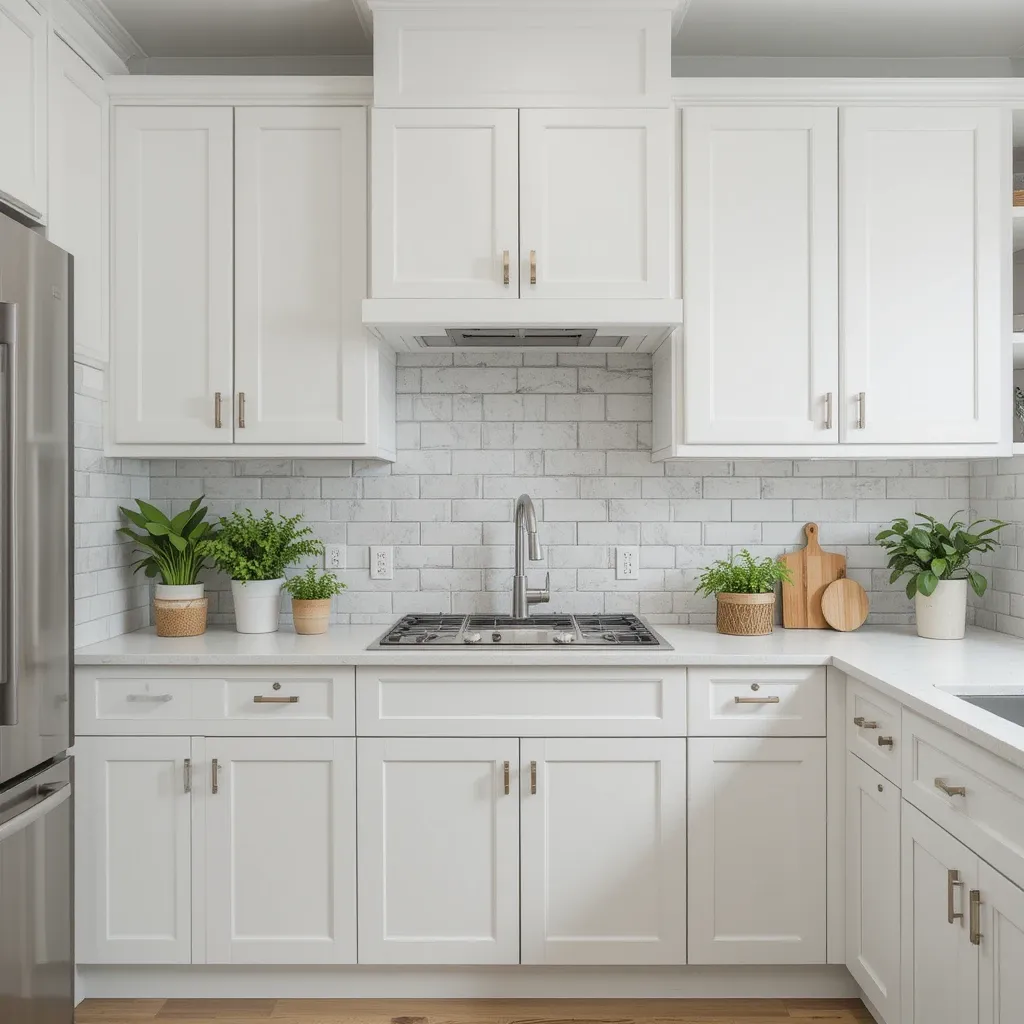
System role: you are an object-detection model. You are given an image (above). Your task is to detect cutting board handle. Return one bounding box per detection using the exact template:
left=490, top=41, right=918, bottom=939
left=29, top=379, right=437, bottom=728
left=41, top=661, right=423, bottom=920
left=804, top=522, right=821, bottom=552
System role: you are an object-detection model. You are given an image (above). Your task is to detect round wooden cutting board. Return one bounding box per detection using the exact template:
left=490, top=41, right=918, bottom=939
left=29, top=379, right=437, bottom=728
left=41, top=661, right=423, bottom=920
left=820, top=578, right=869, bottom=632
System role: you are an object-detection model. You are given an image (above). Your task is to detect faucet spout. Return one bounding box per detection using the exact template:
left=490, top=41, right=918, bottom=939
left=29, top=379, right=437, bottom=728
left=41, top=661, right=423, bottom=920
left=512, top=494, right=550, bottom=617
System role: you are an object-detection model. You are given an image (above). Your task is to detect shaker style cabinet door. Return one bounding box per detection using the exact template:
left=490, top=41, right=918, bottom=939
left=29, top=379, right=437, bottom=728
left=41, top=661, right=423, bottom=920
left=370, top=108, right=518, bottom=299
left=200, top=737, right=356, bottom=964
left=48, top=38, right=107, bottom=364
left=901, top=802, right=979, bottom=1024
left=846, top=753, right=902, bottom=1024
left=687, top=736, right=827, bottom=964
left=74, top=736, right=193, bottom=965
left=0, top=0, right=47, bottom=220
left=841, top=106, right=1006, bottom=445
left=234, top=107, right=369, bottom=445
left=111, top=106, right=234, bottom=445
left=681, top=106, right=839, bottom=445
left=520, top=738, right=687, bottom=965
left=978, top=862, right=1024, bottom=1024
left=518, top=109, right=672, bottom=299
left=357, top=737, right=520, bottom=964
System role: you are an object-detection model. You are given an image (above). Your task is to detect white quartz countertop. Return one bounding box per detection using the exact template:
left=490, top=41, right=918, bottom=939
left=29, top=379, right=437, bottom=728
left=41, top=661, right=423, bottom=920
left=75, top=623, right=1024, bottom=769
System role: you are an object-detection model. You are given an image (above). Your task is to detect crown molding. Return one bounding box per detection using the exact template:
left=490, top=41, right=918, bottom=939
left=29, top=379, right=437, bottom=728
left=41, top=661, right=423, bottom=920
left=352, top=0, right=374, bottom=43
left=105, top=75, right=374, bottom=105
left=64, top=0, right=146, bottom=65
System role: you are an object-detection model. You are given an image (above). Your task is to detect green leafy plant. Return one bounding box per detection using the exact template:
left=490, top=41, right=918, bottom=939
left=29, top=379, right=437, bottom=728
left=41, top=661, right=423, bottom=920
left=695, top=550, right=793, bottom=597
left=283, top=566, right=345, bottom=601
left=118, top=496, right=214, bottom=586
left=875, top=511, right=1006, bottom=600
left=202, top=509, right=323, bottom=582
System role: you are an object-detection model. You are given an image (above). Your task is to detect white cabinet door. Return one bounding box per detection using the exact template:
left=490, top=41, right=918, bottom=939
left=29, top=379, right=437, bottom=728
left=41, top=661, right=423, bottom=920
left=688, top=737, right=827, bottom=964
left=681, top=107, right=839, bottom=445
left=518, top=109, right=672, bottom=299
left=978, top=862, right=1024, bottom=1024
left=370, top=108, right=519, bottom=298
left=846, top=753, right=901, bottom=1024
left=201, top=737, right=356, bottom=964
left=357, top=737, right=519, bottom=964
left=841, top=107, right=1005, bottom=445
left=74, top=736, right=192, bottom=964
left=520, top=738, right=686, bottom=965
left=901, top=802, right=979, bottom=1024
left=48, top=38, right=107, bottom=363
left=234, top=107, right=370, bottom=445
left=0, top=0, right=47, bottom=219
left=111, top=106, right=234, bottom=445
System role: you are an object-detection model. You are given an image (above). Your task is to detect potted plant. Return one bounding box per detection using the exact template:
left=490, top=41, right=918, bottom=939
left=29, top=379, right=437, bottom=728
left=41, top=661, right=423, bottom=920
left=696, top=549, right=794, bottom=636
left=202, top=509, right=324, bottom=634
left=118, top=496, right=215, bottom=637
left=876, top=511, right=1006, bottom=640
left=283, top=567, right=345, bottom=635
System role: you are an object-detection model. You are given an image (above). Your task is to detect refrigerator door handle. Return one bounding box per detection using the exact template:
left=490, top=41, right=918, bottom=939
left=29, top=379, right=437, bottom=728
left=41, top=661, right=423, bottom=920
left=0, top=307, right=13, bottom=726
left=0, top=783, right=70, bottom=844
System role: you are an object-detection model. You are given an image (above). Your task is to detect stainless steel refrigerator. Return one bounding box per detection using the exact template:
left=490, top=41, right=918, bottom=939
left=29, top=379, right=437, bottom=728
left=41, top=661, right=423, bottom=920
left=0, top=210, right=73, bottom=1024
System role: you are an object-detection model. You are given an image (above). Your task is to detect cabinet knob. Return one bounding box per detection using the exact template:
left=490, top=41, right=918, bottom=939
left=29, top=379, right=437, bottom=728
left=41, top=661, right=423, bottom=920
left=878, top=735, right=894, bottom=748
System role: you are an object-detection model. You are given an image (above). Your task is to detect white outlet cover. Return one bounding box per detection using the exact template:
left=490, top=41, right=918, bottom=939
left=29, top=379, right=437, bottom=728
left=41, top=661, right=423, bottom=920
left=370, top=546, right=394, bottom=581
left=325, top=544, right=345, bottom=570
left=616, top=546, right=640, bottom=581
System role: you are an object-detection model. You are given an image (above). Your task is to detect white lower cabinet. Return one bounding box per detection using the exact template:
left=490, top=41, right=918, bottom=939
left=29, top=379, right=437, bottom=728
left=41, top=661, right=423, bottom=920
left=520, top=738, right=687, bottom=965
left=356, top=737, right=520, bottom=965
left=846, top=752, right=901, bottom=1024
left=200, top=737, right=356, bottom=964
left=978, top=861, right=1024, bottom=1024
left=687, top=736, right=827, bottom=964
left=75, top=736, right=193, bottom=964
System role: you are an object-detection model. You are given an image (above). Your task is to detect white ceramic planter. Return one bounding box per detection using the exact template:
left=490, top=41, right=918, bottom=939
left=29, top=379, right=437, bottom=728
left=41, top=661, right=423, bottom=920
left=154, top=583, right=204, bottom=601
left=915, top=578, right=968, bottom=640
left=231, top=578, right=285, bottom=634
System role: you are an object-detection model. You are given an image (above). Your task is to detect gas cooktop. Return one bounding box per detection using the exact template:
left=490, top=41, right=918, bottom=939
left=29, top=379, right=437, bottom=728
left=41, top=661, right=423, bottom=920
left=370, top=613, right=671, bottom=648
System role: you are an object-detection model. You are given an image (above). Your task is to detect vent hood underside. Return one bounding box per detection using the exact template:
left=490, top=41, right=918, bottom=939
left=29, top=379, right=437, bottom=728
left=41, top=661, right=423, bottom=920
left=362, top=298, right=684, bottom=353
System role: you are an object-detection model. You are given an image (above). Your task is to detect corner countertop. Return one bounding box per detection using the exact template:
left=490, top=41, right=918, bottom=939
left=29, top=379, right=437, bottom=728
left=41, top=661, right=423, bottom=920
left=75, top=623, right=1024, bottom=770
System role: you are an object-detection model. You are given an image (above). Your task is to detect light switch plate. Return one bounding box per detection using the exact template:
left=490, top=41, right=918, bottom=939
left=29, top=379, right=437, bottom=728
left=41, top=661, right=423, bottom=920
left=616, top=546, right=640, bottom=580
left=370, top=546, right=394, bottom=580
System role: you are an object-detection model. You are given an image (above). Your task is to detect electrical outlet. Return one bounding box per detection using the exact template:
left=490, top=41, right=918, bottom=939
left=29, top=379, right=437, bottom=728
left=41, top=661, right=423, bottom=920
left=325, top=544, right=345, bottom=571
left=616, top=546, right=640, bottom=581
left=370, top=546, right=394, bottom=581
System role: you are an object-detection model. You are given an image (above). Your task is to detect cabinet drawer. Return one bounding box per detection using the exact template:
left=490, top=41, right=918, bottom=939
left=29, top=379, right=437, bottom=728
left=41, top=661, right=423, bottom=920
left=78, top=674, right=195, bottom=728
left=687, top=666, right=826, bottom=736
left=356, top=665, right=686, bottom=736
left=846, top=678, right=902, bottom=786
left=903, top=710, right=1024, bottom=890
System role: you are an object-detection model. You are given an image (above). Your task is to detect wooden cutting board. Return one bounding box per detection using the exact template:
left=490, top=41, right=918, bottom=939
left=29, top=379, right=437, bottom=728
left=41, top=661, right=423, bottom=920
left=821, top=577, right=869, bottom=632
left=780, top=523, right=847, bottom=629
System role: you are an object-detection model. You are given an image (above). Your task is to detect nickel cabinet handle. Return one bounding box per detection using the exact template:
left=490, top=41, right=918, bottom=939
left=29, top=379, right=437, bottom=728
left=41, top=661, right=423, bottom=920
left=502, top=249, right=510, bottom=287
left=215, top=392, right=223, bottom=428
left=126, top=693, right=173, bottom=703
left=734, top=695, right=781, bottom=704
left=238, top=392, right=246, bottom=429
left=857, top=391, right=866, bottom=429
left=253, top=695, right=299, bottom=704
left=825, top=392, right=833, bottom=430
left=529, top=250, right=537, bottom=286
left=184, top=758, right=191, bottom=794
left=211, top=758, right=219, bottom=794
left=503, top=761, right=510, bottom=795
left=530, top=760, right=537, bottom=795
left=853, top=716, right=879, bottom=729
left=970, top=889, right=982, bottom=945
left=878, top=736, right=894, bottom=748
left=948, top=868, right=964, bottom=924
left=935, top=777, right=967, bottom=798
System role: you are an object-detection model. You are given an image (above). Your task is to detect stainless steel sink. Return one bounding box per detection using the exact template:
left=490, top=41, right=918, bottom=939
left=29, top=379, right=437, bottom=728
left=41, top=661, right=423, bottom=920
left=956, top=694, right=1024, bottom=729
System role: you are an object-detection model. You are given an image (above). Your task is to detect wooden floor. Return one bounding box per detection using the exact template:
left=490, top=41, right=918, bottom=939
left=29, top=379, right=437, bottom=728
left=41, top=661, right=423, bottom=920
left=75, top=998, right=873, bottom=1023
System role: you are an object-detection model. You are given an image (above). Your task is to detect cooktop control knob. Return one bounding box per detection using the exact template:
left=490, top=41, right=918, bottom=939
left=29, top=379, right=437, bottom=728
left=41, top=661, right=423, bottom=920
left=463, top=632, right=482, bottom=644
left=492, top=632, right=502, bottom=642
left=553, top=632, right=576, bottom=644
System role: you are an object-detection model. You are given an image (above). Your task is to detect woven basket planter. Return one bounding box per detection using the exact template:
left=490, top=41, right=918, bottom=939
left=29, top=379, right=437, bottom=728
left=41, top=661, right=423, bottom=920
left=716, top=592, right=776, bottom=636
left=153, top=583, right=208, bottom=638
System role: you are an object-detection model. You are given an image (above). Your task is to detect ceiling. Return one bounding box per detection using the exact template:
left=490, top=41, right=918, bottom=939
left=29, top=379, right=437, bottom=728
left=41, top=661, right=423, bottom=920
left=98, top=0, right=1024, bottom=62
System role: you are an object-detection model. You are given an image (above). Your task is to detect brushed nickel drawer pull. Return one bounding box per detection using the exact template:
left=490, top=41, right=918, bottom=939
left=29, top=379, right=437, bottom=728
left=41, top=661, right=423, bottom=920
left=825, top=391, right=833, bottom=430
left=529, top=249, right=537, bottom=286
left=853, top=716, right=879, bottom=729
left=184, top=758, right=191, bottom=794
left=126, top=693, right=173, bottom=703
left=503, top=761, right=510, bottom=795
left=948, top=868, right=964, bottom=923
left=215, top=391, right=223, bottom=428
left=530, top=760, right=537, bottom=795
left=935, top=777, right=967, bottom=798
left=238, top=392, right=246, bottom=428
left=734, top=695, right=781, bottom=704
left=970, top=889, right=982, bottom=945
left=253, top=695, right=299, bottom=704
left=857, top=391, right=866, bottom=429
left=877, top=736, right=894, bottom=748
left=211, top=758, right=219, bottom=794
left=502, top=249, right=510, bottom=286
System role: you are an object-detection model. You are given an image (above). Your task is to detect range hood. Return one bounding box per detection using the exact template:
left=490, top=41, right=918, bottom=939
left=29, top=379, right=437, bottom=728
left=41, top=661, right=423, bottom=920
left=361, top=298, right=684, bottom=353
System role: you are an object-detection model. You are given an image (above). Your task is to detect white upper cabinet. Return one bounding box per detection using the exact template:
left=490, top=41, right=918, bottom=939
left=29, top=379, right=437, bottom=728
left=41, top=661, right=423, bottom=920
left=841, top=107, right=1005, bottom=445
left=520, top=738, right=687, bottom=966
left=234, top=107, right=369, bottom=445
left=48, top=37, right=107, bottom=364
left=202, top=737, right=356, bottom=965
left=371, top=108, right=519, bottom=299
left=0, top=0, right=47, bottom=220
left=681, top=107, right=839, bottom=445
left=519, top=109, right=672, bottom=299
left=111, top=106, right=234, bottom=445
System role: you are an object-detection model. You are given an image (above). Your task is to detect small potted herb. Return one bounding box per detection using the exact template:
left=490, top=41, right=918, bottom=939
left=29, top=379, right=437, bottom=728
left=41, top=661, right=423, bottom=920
left=696, top=550, right=793, bottom=636
left=118, top=496, right=215, bottom=637
left=876, top=512, right=1006, bottom=640
left=283, top=567, right=345, bottom=635
left=202, top=509, right=324, bottom=634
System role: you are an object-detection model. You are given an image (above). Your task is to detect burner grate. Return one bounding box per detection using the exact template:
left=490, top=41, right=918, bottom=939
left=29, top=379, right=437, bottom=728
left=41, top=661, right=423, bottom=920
left=376, top=614, right=466, bottom=644
left=575, top=614, right=661, bottom=645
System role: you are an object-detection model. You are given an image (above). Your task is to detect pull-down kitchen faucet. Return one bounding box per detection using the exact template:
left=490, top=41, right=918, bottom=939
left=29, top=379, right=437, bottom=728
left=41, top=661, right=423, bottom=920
left=512, top=493, right=550, bottom=618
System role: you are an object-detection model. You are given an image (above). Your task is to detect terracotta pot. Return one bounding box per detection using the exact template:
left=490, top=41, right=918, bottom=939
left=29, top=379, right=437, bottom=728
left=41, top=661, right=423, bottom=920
left=716, top=592, right=776, bottom=636
left=292, top=598, right=331, bottom=635
left=153, top=583, right=208, bottom=638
